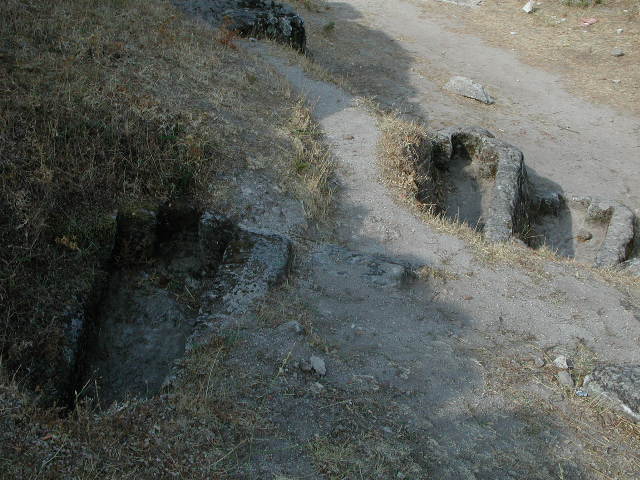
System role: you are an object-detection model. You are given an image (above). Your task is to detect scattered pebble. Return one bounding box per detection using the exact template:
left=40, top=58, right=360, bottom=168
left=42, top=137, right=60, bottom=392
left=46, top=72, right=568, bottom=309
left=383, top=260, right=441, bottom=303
left=553, top=355, right=571, bottom=370
left=310, top=355, right=327, bottom=376
left=522, top=1, right=535, bottom=13
left=611, top=48, right=625, bottom=57
left=557, top=370, right=574, bottom=388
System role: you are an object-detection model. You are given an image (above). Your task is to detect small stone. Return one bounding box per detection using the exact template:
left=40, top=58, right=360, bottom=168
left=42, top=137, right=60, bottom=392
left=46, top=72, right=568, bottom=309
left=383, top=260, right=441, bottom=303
left=553, top=355, right=571, bottom=370
left=300, top=359, right=312, bottom=372
left=310, top=382, right=324, bottom=394
left=576, top=229, right=593, bottom=242
left=611, top=48, right=625, bottom=57
left=310, top=355, right=326, bottom=376
left=522, top=0, right=535, bottom=13
left=533, top=355, right=545, bottom=368
left=444, top=76, right=495, bottom=105
left=557, top=370, right=575, bottom=387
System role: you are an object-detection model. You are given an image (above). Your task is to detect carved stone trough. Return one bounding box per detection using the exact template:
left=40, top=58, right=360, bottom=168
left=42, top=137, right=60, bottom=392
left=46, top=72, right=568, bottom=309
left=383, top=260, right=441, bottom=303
left=403, top=125, right=635, bottom=267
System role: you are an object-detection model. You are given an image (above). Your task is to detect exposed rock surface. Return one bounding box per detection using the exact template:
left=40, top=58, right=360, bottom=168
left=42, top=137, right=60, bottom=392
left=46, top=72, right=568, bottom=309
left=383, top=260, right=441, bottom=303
left=396, top=124, right=636, bottom=263
left=185, top=219, right=292, bottom=352
left=621, top=258, right=640, bottom=277
left=591, top=199, right=635, bottom=267
left=557, top=370, right=574, bottom=387
left=174, top=0, right=306, bottom=51
left=584, top=364, right=640, bottom=422
left=444, top=76, right=495, bottom=104
left=553, top=355, right=571, bottom=370
left=309, top=355, right=326, bottom=376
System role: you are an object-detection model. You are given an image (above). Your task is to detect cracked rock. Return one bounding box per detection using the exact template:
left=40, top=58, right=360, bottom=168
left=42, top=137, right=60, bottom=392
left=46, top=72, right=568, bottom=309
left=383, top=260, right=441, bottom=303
left=583, top=364, right=640, bottom=422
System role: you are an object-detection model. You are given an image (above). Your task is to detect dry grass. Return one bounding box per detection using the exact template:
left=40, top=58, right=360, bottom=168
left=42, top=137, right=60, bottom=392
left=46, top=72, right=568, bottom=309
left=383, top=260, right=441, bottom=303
left=287, top=98, right=336, bottom=225
left=417, top=0, right=640, bottom=115
left=0, top=0, right=336, bottom=399
left=474, top=341, right=640, bottom=479
left=0, top=336, right=269, bottom=479
left=0, top=0, right=340, bottom=474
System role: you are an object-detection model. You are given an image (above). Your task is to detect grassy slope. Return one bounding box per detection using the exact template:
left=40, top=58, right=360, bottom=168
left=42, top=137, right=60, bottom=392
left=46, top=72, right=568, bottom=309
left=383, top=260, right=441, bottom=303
left=0, top=0, right=331, bottom=398
left=0, top=0, right=332, bottom=476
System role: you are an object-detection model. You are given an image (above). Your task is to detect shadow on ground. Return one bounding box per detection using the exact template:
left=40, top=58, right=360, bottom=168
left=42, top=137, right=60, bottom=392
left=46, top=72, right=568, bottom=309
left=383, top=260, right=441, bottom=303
left=161, top=1, right=612, bottom=478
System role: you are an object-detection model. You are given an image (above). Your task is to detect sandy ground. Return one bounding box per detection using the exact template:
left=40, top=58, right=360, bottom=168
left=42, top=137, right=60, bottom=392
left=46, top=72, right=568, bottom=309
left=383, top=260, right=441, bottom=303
left=292, top=0, right=640, bottom=215
left=235, top=34, right=640, bottom=475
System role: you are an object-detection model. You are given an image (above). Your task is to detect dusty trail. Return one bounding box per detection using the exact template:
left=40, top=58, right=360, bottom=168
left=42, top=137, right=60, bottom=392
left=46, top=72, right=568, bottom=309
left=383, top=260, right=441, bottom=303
left=175, top=2, right=640, bottom=476
left=257, top=44, right=639, bottom=365
left=301, top=0, right=640, bottom=213
left=243, top=40, right=640, bottom=476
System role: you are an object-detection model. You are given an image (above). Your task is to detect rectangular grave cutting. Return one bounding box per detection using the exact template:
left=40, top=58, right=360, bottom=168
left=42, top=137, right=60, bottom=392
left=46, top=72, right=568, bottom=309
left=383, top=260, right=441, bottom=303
left=411, top=126, right=532, bottom=243
left=71, top=207, right=290, bottom=409
left=530, top=193, right=635, bottom=267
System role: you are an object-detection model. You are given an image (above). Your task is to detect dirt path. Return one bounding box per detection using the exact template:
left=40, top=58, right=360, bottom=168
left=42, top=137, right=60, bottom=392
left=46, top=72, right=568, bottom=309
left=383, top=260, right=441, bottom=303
left=257, top=44, right=640, bottom=364
left=239, top=40, right=640, bottom=477
left=293, top=0, right=640, bottom=213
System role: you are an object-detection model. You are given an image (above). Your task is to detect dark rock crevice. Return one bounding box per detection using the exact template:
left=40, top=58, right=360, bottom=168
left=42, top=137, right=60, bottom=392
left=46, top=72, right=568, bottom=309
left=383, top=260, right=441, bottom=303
left=61, top=206, right=290, bottom=410
left=174, top=0, right=306, bottom=52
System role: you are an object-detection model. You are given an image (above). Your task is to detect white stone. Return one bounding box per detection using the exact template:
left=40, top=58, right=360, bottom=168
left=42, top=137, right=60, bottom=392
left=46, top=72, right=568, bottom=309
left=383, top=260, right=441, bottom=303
left=553, top=355, right=571, bottom=370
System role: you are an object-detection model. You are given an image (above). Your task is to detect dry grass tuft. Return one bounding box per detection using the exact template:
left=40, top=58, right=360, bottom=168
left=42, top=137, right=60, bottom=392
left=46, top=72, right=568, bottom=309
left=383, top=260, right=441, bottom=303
left=377, top=114, right=429, bottom=196
left=287, top=98, right=336, bottom=225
